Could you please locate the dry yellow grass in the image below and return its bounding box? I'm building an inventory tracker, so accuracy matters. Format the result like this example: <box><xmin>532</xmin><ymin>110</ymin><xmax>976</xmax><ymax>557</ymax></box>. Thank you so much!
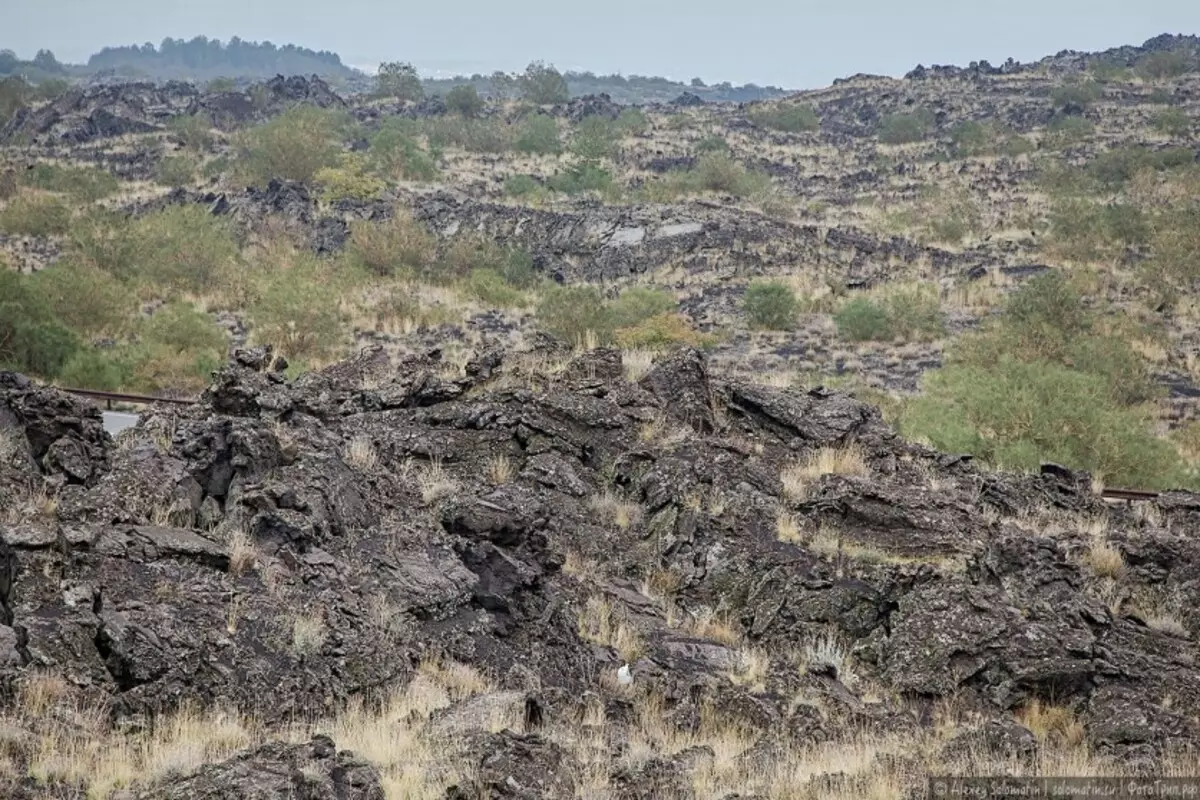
<box><xmin>226</xmin><ymin>527</ymin><xmax>257</xmax><ymax>577</ymax></box>
<box><xmin>417</xmin><ymin>458</ymin><xmax>458</xmax><ymax>505</ymax></box>
<box><xmin>781</xmin><ymin>443</ymin><xmax>869</xmax><ymax>502</ymax></box>
<box><xmin>775</xmin><ymin>509</ymin><xmax>803</xmax><ymax>542</ymax></box>
<box><xmin>343</xmin><ymin>435</ymin><xmax>378</xmax><ymax>472</ymax></box>
<box><xmin>621</xmin><ymin>348</ymin><xmax>658</xmax><ymax>382</ymax></box>
<box><xmin>486</xmin><ymin>453</ymin><xmax>515</xmax><ymax>485</ymax></box>
<box><xmin>588</xmin><ymin>490</ymin><xmax>644</xmax><ymax>530</ymax></box>
<box><xmin>577</xmin><ymin>595</ymin><xmax>644</xmax><ymax>662</ymax></box>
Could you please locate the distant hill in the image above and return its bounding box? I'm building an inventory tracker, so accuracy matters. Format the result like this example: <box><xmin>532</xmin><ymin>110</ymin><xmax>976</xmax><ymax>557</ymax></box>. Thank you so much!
<box><xmin>84</xmin><ymin>36</ymin><xmax>356</xmax><ymax>81</ymax></box>
<box><xmin>417</xmin><ymin>72</ymin><xmax>790</xmax><ymax>104</ymax></box>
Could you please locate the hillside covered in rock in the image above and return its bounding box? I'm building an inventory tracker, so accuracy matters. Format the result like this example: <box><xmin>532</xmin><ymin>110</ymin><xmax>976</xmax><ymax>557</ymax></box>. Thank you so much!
<box><xmin>2</xmin><ymin>343</ymin><xmax>1200</xmax><ymax>797</ymax></box>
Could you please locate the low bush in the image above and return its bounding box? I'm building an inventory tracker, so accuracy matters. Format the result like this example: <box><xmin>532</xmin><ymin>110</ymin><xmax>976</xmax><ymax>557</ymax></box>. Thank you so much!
<box><xmin>369</xmin><ymin>119</ymin><xmax>438</xmax><ymax>181</ymax></box>
<box><xmin>569</xmin><ymin>116</ymin><xmax>619</xmax><ymax>161</ymax></box>
<box><xmin>464</xmin><ymin>269</ymin><xmax>528</xmax><ymax>308</ymax></box>
<box><xmin>247</xmin><ymin>256</ymin><xmax>346</xmax><ymax>362</ymax></box>
<box><xmin>422</xmin><ymin>116</ymin><xmax>512</xmax><ymax>153</ymax></box>
<box><xmin>130</xmin><ymin>303</ymin><xmax>229</xmax><ymax>392</ymax></box>
<box><xmin>29</xmin><ymin>259</ymin><xmax>132</xmax><ymax>338</ymax></box>
<box><xmin>154</xmin><ymin>155</ymin><xmax>197</xmax><ymax>188</ymax></box>
<box><xmin>513</xmin><ymin>114</ymin><xmax>562</xmax><ymax>155</ymax></box>
<box><xmin>834</xmin><ymin>286</ymin><xmax>944</xmax><ymax>342</ymax></box>
<box><xmin>614</xmin><ymin>108</ymin><xmax>650</xmax><ymax>137</ymax></box>
<box><xmin>547</xmin><ymin>160</ymin><xmax>614</xmax><ymax>196</ymax></box>
<box><xmin>748</xmin><ymin>103</ymin><xmax>818</xmax><ymax>133</ymax></box>
<box><xmin>615</xmin><ymin>312</ymin><xmax>714</xmax><ymax>349</ymax></box>
<box><xmin>0</xmin><ymin>271</ymin><xmax>78</xmax><ymax>378</ymax></box>
<box><xmin>536</xmin><ymin>284</ymin><xmax>680</xmax><ymax>345</ymax></box>
<box><xmin>167</xmin><ymin>114</ymin><xmax>215</xmax><ymax>150</ymax></box>
<box><xmin>744</xmin><ymin>280</ymin><xmax>798</xmax><ymax>330</ymax></box>
<box><xmin>1051</xmin><ymin>81</ymin><xmax>1102</xmax><ymax>111</ymax></box>
<box><xmin>22</xmin><ymin>163</ymin><xmax>119</xmax><ymax>202</ymax></box>
<box><xmin>445</xmin><ymin>84</ymin><xmax>484</xmax><ymax>118</ymax></box>
<box><xmin>536</xmin><ymin>284</ymin><xmax>611</xmax><ymax>345</ymax></box>
<box><xmin>236</xmin><ymin>105</ymin><xmax>346</xmax><ymax>184</ymax></box>
<box><xmin>1136</xmin><ymin>51</ymin><xmax>1191</xmax><ymax>81</ymax></box>
<box><xmin>1152</xmin><ymin>108</ymin><xmax>1192</xmax><ymax>137</ymax></box>
<box><xmin>314</xmin><ymin>153</ymin><xmax>386</xmax><ymax>201</ymax></box>
<box><xmin>695</xmin><ymin>135</ymin><xmax>731</xmax><ymax>155</ymax></box>
<box><xmin>902</xmin><ymin>358</ymin><xmax>1189</xmax><ymax>489</ymax></box>
<box><xmin>504</xmin><ymin>174</ymin><xmax>543</xmax><ymax>198</ymax></box>
<box><xmin>121</xmin><ymin>205</ymin><xmax>239</xmax><ymax>294</ymax></box>
<box><xmin>834</xmin><ymin>298</ymin><xmax>890</xmax><ymax>340</ymax></box>
<box><xmin>0</xmin><ymin>194</ymin><xmax>71</xmax><ymax>236</ymax></box>
<box><xmin>878</xmin><ymin>110</ymin><xmax>934</xmax><ymax>144</ymax></box>
<box><xmin>345</xmin><ymin>214</ymin><xmax>437</xmax><ymax>278</ymax></box>
<box><xmin>607</xmin><ymin>288</ymin><xmax>677</xmax><ymax>330</ymax></box>
<box><xmin>441</xmin><ymin>239</ymin><xmax>537</xmax><ymax>288</ymax></box>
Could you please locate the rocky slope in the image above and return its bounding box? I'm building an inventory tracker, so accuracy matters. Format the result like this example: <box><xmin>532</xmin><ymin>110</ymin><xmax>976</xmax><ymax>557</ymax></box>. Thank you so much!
<box><xmin>3</xmin><ymin>344</ymin><xmax>1200</xmax><ymax>797</ymax></box>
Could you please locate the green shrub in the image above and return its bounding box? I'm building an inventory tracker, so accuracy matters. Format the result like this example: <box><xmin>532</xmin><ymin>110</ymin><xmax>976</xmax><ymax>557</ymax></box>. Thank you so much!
<box><xmin>748</xmin><ymin>103</ymin><xmax>818</xmax><ymax>133</ymax></box>
<box><xmin>154</xmin><ymin>154</ymin><xmax>197</xmax><ymax>188</ymax></box>
<box><xmin>464</xmin><ymin>269</ymin><xmax>527</xmax><ymax>308</ymax></box>
<box><xmin>0</xmin><ymin>76</ymin><xmax>30</xmax><ymax>125</ymax></box>
<box><xmin>547</xmin><ymin>160</ymin><xmax>614</xmax><ymax>195</ymax></box>
<box><xmin>248</xmin><ymin>257</ymin><xmax>346</xmax><ymax>362</ymax></box>
<box><xmin>1087</xmin><ymin>145</ymin><xmax>1194</xmax><ymax>190</ymax></box>
<box><xmin>22</xmin><ymin>163</ymin><xmax>119</xmax><ymax>202</ymax></box>
<box><xmin>345</xmin><ymin>214</ymin><xmax>437</xmax><ymax>277</ymax></box>
<box><xmin>0</xmin><ymin>271</ymin><xmax>78</xmax><ymax>378</ymax></box>
<box><xmin>614</xmin><ymin>108</ymin><xmax>650</xmax><ymax>137</ymax></box>
<box><xmin>206</xmin><ymin>77</ymin><xmax>236</xmax><ymax>93</ymax></box>
<box><xmin>167</xmin><ymin>114</ymin><xmax>214</xmax><ymax>150</ymax></box>
<box><xmin>1044</xmin><ymin>116</ymin><xmax>1095</xmax><ymax>148</ymax></box>
<box><xmin>442</xmin><ymin>239</ymin><xmax>537</xmax><ymax>288</ymax></box>
<box><xmin>504</xmin><ymin>174</ymin><xmax>543</xmax><ymax>198</ymax></box>
<box><xmin>422</xmin><ymin>116</ymin><xmax>512</xmax><ymax>153</ymax></box>
<box><xmin>131</xmin><ymin>303</ymin><xmax>228</xmax><ymax>392</ymax></box>
<box><xmin>0</xmin><ymin>194</ymin><xmax>71</xmax><ymax>236</ymax></box>
<box><xmin>570</xmin><ymin>116</ymin><xmax>619</xmax><ymax>161</ymax></box>
<box><xmin>369</xmin><ymin>119</ymin><xmax>438</xmax><ymax>181</ymax></box>
<box><xmin>1136</xmin><ymin>51</ymin><xmax>1191</xmax><ymax>81</ymax></box>
<box><xmin>607</xmin><ymin>287</ymin><xmax>677</xmax><ymax>330</ymax></box>
<box><xmin>514</xmin><ymin>114</ymin><xmax>562</xmax><ymax>155</ymax></box>
<box><xmin>1152</xmin><ymin>107</ymin><xmax>1191</xmax><ymax>136</ymax></box>
<box><xmin>521</xmin><ymin>62</ymin><xmax>569</xmax><ymax>105</ymax></box>
<box><xmin>57</xmin><ymin>349</ymin><xmax>130</xmax><ymax>391</ymax></box>
<box><xmin>1051</xmin><ymin>81</ymin><xmax>1102</xmax><ymax>110</ymax></box>
<box><xmin>237</xmin><ymin>106</ymin><xmax>345</xmax><ymax>184</ymax></box>
<box><xmin>29</xmin><ymin>259</ymin><xmax>132</xmax><ymax>337</ymax></box>
<box><xmin>878</xmin><ymin>110</ymin><xmax>934</xmax><ymax>144</ymax></box>
<box><xmin>122</xmin><ymin>205</ymin><xmax>239</xmax><ymax>294</ymax></box>
<box><xmin>834</xmin><ymin>298</ymin><xmax>891</xmax><ymax>340</ymax></box>
<box><xmin>880</xmin><ymin>285</ymin><xmax>945</xmax><ymax>341</ymax></box>
<box><xmin>32</xmin><ymin>78</ymin><xmax>69</xmax><ymax>101</ymax></box>
<box><xmin>445</xmin><ymin>84</ymin><xmax>484</xmax><ymax>117</ymax></box>
<box><xmin>537</xmin><ymin>284</ymin><xmax>610</xmax><ymax>344</ymax></box>
<box><xmin>952</xmin><ymin>272</ymin><xmax>1157</xmax><ymax>406</ymax></box>
<box><xmin>695</xmin><ymin>135</ymin><xmax>731</xmax><ymax>155</ymax></box>
<box><xmin>691</xmin><ymin>152</ymin><xmax>768</xmax><ymax>196</ymax></box>
<box><xmin>902</xmin><ymin>358</ymin><xmax>1188</xmax><ymax>489</ymax></box>
<box><xmin>314</xmin><ymin>153</ymin><xmax>386</xmax><ymax>201</ymax></box>
<box><xmin>744</xmin><ymin>280</ymin><xmax>798</xmax><ymax>330</ymax></box>
<box><xmin>615</xmin><ymin>312</ymin><xmax>713</xmax><ymax>349</ymax></box>
<box><xmin>376</xmin><ymin>62</ymin><xmax>424</xmax><ymax>101</ymax></box>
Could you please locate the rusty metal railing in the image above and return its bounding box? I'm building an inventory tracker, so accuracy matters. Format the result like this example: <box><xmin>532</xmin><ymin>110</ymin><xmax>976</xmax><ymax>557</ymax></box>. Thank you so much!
<box><xmin>55</xmin><ymin>387</ymin><xmax>197</xmax><ymax>409</ymax></box>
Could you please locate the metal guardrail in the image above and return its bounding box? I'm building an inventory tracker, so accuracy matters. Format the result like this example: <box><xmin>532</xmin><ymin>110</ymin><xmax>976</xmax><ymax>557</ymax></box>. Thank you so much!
<box><xmin>1099</xmin><ymin>488</ymin><xmax>1159</xmax><ymax>502</ymax></box>
<box><xmin>56</xmin><ymin>387</ymin><xmax>197</xmax><ymax>408</ymax></box>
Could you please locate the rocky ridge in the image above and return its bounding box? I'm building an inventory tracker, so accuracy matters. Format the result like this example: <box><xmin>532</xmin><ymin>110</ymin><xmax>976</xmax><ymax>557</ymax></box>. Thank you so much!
<box><xmin>2</xmin><ymin>344</ymin><xmax>1200</xmax><ymax>796</ymax></box>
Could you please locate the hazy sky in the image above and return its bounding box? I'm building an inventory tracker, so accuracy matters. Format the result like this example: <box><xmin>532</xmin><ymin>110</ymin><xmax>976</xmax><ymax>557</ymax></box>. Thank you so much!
<box><xmin>5</xmin><ymin>0</ymin><xmax>1198</xmax><ymax>87</ymax></box>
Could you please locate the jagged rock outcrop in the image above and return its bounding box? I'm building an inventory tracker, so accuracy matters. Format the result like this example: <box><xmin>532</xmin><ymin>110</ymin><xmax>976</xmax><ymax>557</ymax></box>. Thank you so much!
<box><xmin>2</xmin><ymin>345</ymin><xmax>1199</xmax><ymax>794</ymax></box>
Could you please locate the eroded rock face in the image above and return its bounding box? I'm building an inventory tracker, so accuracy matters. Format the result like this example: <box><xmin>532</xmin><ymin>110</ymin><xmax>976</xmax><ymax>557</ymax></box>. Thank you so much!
<box><xmin>2</xmin><ymin>346</ymin><xmax>1199</xmax><ymax>793</ymax></box>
